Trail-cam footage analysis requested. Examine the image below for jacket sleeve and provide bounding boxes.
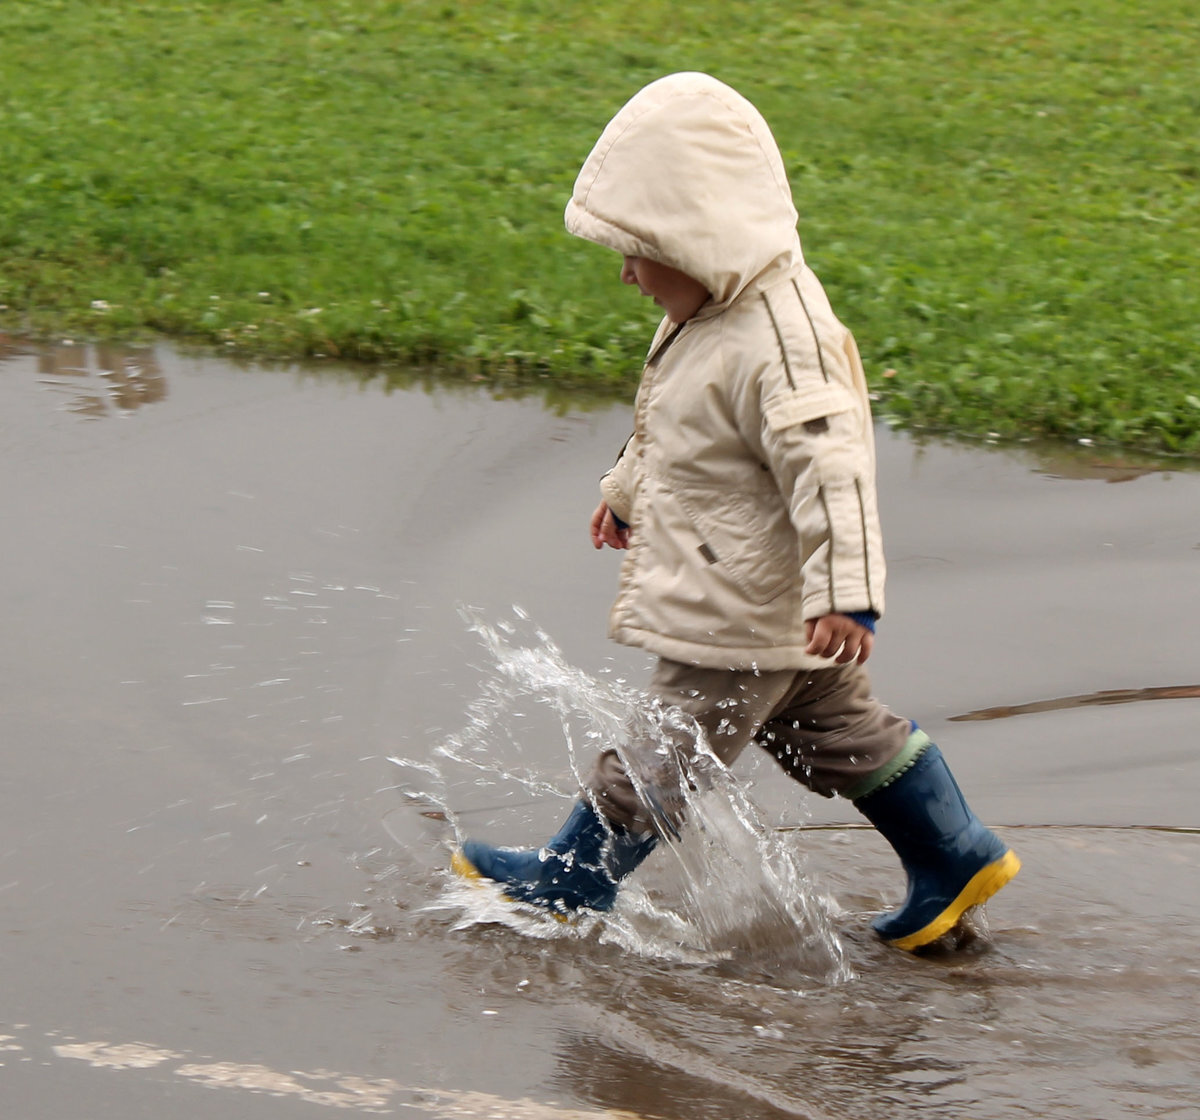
[599,432,640,525]
[758,375,887,622]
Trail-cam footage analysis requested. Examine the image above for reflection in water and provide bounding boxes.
[1028,447,1175,483]
[903,428,1197,480]
[951,683,1200,722]
[33,341,166,418]
[556,1029,818,1120]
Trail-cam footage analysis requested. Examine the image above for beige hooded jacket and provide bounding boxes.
[566,72,886,671]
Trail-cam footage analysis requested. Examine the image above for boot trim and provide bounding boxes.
[844,727,932,802]
[885,849,1022,951]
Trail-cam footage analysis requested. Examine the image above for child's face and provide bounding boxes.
[620,256,710,323]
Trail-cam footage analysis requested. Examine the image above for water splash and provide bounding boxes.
[388,608,850,986]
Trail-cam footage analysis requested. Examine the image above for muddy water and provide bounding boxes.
[1,339,1197,1120]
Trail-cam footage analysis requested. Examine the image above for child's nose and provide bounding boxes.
[620,257,638,285]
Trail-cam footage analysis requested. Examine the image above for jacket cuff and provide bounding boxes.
[599,474,633,525]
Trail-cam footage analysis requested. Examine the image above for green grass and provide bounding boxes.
[1,0,1198,454]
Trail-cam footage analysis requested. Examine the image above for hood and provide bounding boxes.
[565,72,803,311]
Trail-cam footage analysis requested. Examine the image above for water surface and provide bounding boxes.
[1,340,1197,1119]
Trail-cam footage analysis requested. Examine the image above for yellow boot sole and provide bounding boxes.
[449,849,570,923]
[888,848,1022,952]
[450,849,482,882]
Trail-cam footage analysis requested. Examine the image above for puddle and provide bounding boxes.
[1,340,1198,1119]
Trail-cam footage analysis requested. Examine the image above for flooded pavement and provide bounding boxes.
[1,339,1198,1120]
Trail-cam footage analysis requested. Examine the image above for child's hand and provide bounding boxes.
[590,501,631,550]
[805,614,874,664]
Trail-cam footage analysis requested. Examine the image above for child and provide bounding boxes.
[453,72,1019,951]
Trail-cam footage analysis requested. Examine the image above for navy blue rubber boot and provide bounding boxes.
[452,800,657,916]
[854,743,1020,951]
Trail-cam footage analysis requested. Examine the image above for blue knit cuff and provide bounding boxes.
[844,610,878,633]
[611,511,630,531]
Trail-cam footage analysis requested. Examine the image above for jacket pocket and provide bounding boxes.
[762,383,856,433]
[674,485,796,606]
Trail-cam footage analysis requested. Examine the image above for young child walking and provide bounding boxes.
[454,72,1019,951]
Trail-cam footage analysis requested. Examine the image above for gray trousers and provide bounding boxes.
[586,657,914,835]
